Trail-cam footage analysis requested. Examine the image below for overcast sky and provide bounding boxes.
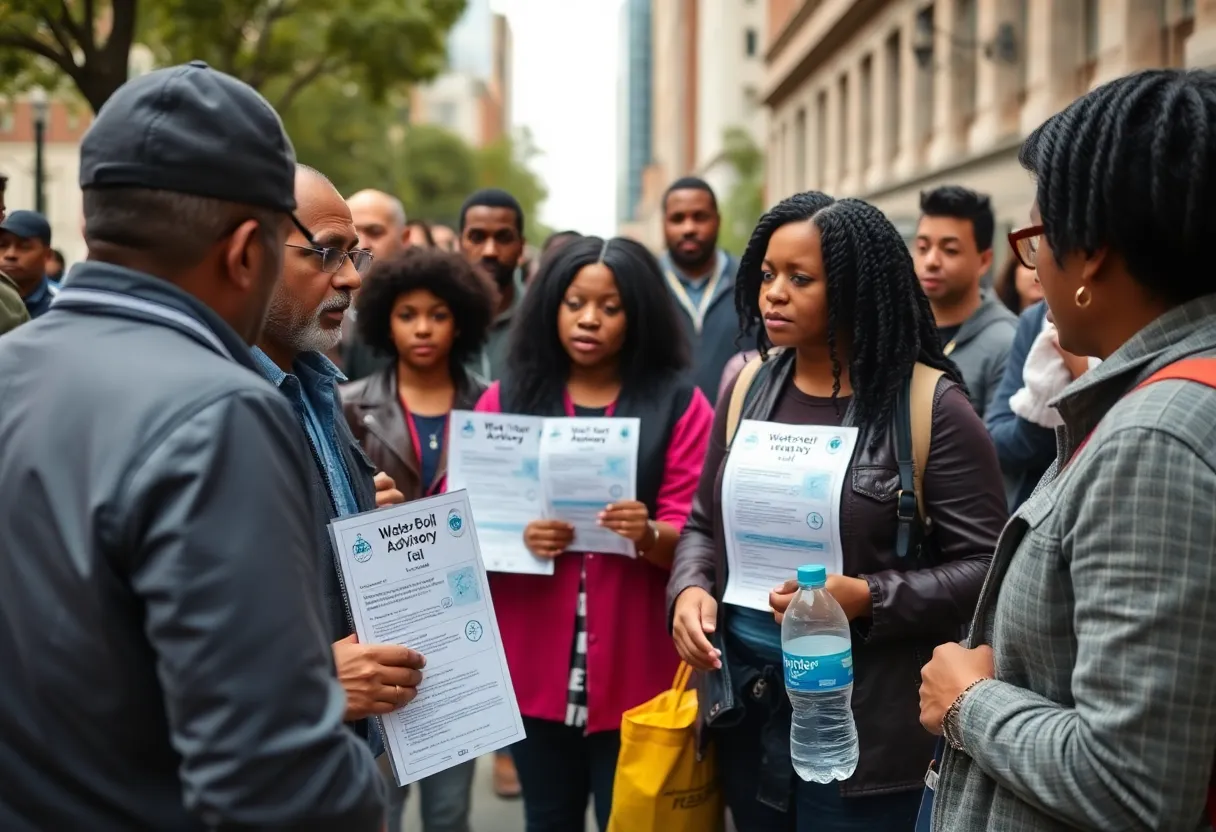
[490,0,623,238]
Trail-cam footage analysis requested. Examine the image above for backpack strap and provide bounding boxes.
[1069,357,1216,466]
[910,363,945,521]
[726,353,769,444]
[893,363,945,559]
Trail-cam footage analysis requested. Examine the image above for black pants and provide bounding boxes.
[510,716,621,832]
[714,642,921,832]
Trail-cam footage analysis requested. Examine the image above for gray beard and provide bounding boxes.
[264,293,347,355]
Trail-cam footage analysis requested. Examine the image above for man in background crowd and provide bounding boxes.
[45,248,66,281]
[660,177,740,405]
[0,174,29,335]
[0,61,385,830]
[914,185,1016,417]
[460,188,526,383]
[340,188,410,380]
[0,210,58,319]
[432,223,457,252]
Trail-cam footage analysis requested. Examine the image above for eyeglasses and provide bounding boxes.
[1008,224,1044,270]
[287,244,374,275]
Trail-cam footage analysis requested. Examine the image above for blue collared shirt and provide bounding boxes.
[24,276,59,319]
[252,348,360,518]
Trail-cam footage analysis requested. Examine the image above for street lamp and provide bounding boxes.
[30,87,48,215]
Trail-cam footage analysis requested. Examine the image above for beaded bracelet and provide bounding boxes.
[942,678,989,752]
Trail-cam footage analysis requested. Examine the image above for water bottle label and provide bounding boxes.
[783,647,853,692]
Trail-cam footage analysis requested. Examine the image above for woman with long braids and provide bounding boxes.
[668,192,1008,830]
[922,69,1216,831]
[476,236,713,831]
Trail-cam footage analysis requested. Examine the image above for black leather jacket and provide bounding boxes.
[667,351,1007,796]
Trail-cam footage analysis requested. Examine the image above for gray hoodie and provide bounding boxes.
[947,291,1017,418]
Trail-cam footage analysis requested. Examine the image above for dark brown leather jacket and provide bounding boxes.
[339,366,486,501]
[667,351,1007,796]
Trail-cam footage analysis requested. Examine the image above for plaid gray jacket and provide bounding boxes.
[933,295,1216,831]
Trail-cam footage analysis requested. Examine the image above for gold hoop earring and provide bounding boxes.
[1074,286,1092,309]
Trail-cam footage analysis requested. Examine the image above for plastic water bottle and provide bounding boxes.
[781,563,859,783]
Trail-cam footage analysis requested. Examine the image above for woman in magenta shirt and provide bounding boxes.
[475,236,712,831]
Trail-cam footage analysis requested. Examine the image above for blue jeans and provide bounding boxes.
[713,646,920,832]
[510,716,620,832]
[381,757,476,832]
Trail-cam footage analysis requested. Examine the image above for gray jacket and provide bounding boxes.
[933,294,1216,831]
[948,292,1017,417]
[0,263,384,831]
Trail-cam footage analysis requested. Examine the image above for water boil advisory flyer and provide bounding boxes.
[328,490,525,787]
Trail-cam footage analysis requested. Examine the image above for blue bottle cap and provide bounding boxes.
[797,564,827,588]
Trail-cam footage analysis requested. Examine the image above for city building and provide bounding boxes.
[622,0,698,248]
[0,94,91,267]
[410,0,513,148]
[693,0,767,205]
[621,0,766,249]
[762,0,1205,250]
[618,0,654,229]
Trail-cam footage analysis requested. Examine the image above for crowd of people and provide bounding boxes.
[2,58,1216,832]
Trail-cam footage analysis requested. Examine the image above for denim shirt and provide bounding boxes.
[253,348,360,517]
[24,276,60,319]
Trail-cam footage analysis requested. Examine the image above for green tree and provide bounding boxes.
[0,0,465,112]
[288,86,549,235]
[474,126,552,241]
[719,126,765,256]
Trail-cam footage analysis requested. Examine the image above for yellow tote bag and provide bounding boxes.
[607,662,724,832]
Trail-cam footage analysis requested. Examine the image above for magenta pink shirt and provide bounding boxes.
[474,382,713,733]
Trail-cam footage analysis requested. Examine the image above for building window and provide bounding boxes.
[0,108,12,134]
[744,86,759,113]
[745,28,758,57]
[956,0,977,131]
[915,5,935,151]
[886,30,901,163]
[795,108,807,189]
[838,73,850,177]
[860,54,873,172]
[1083,0,1099,61]
[816,90,828,187]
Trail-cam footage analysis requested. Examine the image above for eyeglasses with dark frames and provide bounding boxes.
[1007,224,1044,270]
[287,244,374,275]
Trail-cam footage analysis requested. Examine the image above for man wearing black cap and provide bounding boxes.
[0,62,386,831]
[0,210,58,318]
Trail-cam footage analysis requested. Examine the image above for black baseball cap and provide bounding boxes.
[0,210,51,244]
[79,60,313,241]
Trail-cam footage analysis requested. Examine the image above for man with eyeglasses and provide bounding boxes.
[254,165,426,767]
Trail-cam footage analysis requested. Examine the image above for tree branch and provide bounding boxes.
[100,0,136,63]
[55,0,90,54]
[81,0,98,52]
[39,7,80,66]
[271,55,335,112]
[247,0,296,88]
[0,28,79,80]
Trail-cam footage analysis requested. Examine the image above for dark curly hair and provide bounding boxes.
[355,246,494,371]
[1019,68,1216,305]
[919,185,995,252]
[505,235,690,414]
[736,192,963,442]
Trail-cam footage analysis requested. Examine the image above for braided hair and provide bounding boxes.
[736,192,963,442]
[1019,69,1216,304]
